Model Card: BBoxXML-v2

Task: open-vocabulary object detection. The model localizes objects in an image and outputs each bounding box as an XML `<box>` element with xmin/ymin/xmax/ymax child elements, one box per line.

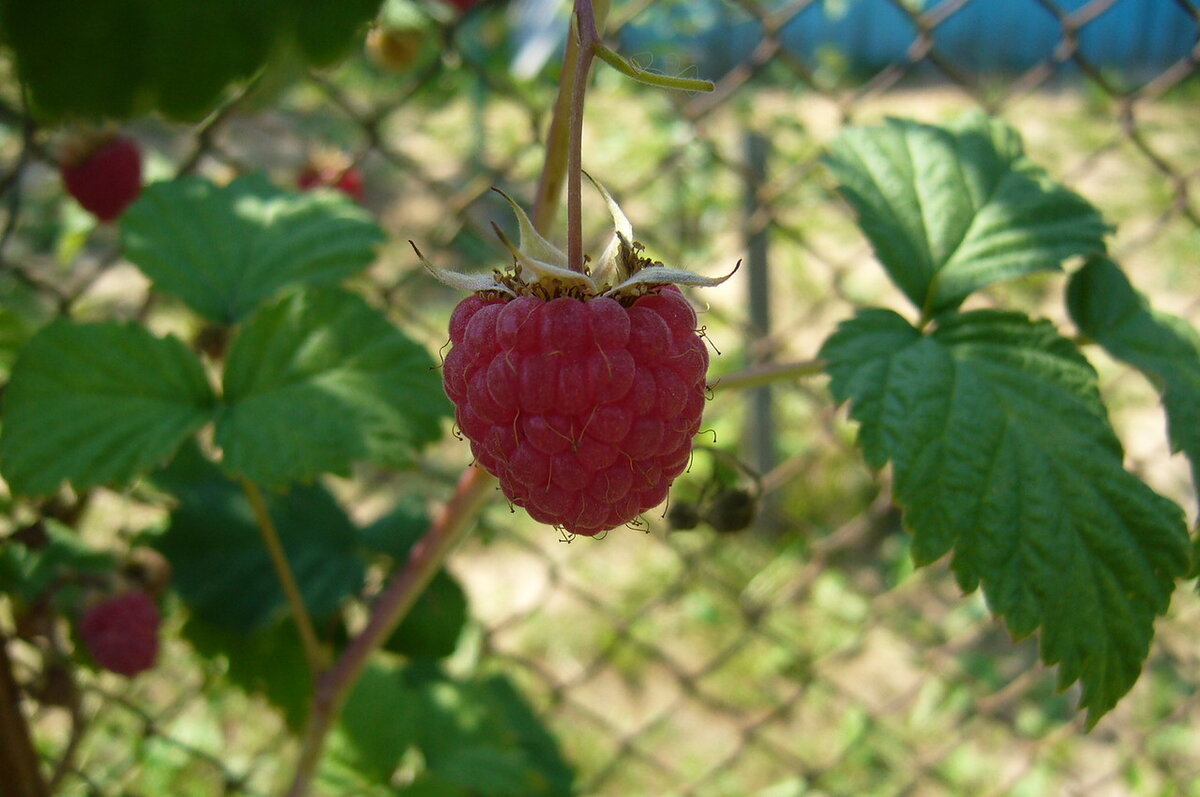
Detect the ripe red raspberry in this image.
<box><xmin>445</xmin><ymin>287</ymin><xmax>709</xmax><ymax>535</ymax></box>
<box><xmin>417</xmin><ymin>181</ymin><xmax>733</xmax><ymax>536</ymax></box>
<box><xmin>60</xmin><ymin>134</ymin><xmax>143</xmax><ymax>222</ymax></box>
<box><xmin>79</xmin><ymin>591</ymin><xmax>160</xmax><ymax>677</ymax></box>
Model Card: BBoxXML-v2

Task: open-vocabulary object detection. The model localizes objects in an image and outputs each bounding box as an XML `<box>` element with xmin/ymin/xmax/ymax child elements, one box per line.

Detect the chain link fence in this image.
<box><xmin>3</xmin><ymin>0</ymin><xmax>1200</xmax><ymax>794</ymax></box>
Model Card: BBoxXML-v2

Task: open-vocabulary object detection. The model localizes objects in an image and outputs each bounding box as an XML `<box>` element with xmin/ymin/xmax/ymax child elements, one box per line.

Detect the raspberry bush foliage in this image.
<box><xmin>0</xmin><ymin>164</ymin><xmax>574</xmax><ymax>792</ymax></box>
<box><xmin>0</xmin><ymin>1</ymin><xmax>1198</xmax><ymax>795</ymax></box>
<box><xmin>0</xmin><ymin>0</ymin><xmax>381</xmax><ymax>120</ymax></box>
<box><xmin>820</xmin><ymin>114</ymin><xmax>1197</xmax><ymax>723</ymax></box>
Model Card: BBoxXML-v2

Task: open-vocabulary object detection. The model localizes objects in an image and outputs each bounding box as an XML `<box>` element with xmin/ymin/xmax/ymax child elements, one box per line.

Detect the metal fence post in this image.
<box><xmin>743</xmin><ymin>130</ymin><xmax>775</xmax><ymax>490</ymax></box>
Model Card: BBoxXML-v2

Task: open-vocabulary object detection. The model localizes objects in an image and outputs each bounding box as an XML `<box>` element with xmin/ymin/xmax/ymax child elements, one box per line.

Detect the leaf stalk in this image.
<box><xmin>593</xmin><ymin>42</ymin><xmax>715</xmax><ymax>93</ymax></box>
<box><xmin>565</xmin><ymin>0</ymin><xmax>601</xmax><ymax>274</ymax></box>
<box><xmin>713</xmin><ymin>358</ymin><xmax>825</xmax><ymax>392</ymax></box>
<box><xmin>240</xmin><ymin>478</ymin><xmax>328</xmax><ymax>678</ymax></box>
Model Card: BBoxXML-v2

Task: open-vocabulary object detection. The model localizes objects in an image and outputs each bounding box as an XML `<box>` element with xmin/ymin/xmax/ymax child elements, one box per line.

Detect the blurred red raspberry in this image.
<box><xmin>79</xmin><ymin>591</ymin><xmax>160</xmax><ymax>677</ymax></box>
<box><xmin>60</xmin><ymin>134</ymin><xmax>143</xmax><ymax>222</ymax></box>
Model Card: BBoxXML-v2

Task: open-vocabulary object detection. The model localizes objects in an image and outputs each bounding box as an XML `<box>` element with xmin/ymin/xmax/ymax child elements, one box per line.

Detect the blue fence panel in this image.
<box><xmin>619</xmin><ymin>0</ymin><xmax>1199</xmax><ymax>77</ymax></box>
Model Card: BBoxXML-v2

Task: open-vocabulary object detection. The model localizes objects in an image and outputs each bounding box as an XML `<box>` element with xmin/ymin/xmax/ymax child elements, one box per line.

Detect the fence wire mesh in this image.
<box><xmin>3</xmin><ymin>0</ymin><xmax>1200</xmax><ymax>794</ymax></box>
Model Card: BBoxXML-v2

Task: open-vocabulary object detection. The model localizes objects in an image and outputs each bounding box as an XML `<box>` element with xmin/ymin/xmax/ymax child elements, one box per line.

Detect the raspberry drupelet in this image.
<box><xmin>417</xmin><ymin>179</ymin><xmax>734</xmax><ymax>536</ymax></box>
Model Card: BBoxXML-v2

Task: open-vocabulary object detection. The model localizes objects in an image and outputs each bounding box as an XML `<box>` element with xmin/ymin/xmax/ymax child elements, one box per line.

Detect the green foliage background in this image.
<box><xmin>0</xmin><ymin>0</ymin><xmax>1198</xmax><ymax>794</ymax></box>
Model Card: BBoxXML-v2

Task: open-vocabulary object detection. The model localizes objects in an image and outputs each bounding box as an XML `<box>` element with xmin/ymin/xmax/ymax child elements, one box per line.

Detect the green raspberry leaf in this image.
<box><xmin>825</xmin><ymin>114</ymin><xmax>1108</xmax><ymax>315</ymax></box>
<box><xmin>122</xmin><ymin>175</ymin><xmax>385</xmax><ymax>325</ymax></box>
<box><xmin>322</xmin><ymin>661</ymin><xmax>421</xmax><ymax>787</ymax></box>
<box><xmin>0</xmin><ymin>287</ymin><xmax>42</xmax><ymax>382</ymax></box>
<box><xmin>1067</xmin><ymin>257</ymin><xmax>1200</xmax><ymax>493</ymax></box>
<box><xmin>182</xmin><ymin>616</ymin><xmax>312</xmax><ymax>732</ymax></box>
<box><xmin>385</xmin><ymin>570</ymin><xmax>468</xmax><ymax>660</ymax></box>
<box><xmin>359</xmin><ymin>496</ymin><xmax>430</xmax><ymax>560</ymax></box>
<box><xmin>407</xmin><ymin>668</ymin><xmax>575</xmax><ymax>796</ymax></box>
<box><xmin>153</xmin><ymin>441</ymin><xmax>365</xmax><ymax>633</ymax></box>
<box><xmin>0</xmin><ymin>0</ymin><xmax>379</xmax><ymax>120</ymax></box>
<box><xmin>0</xmin><ymin>320</ymin><xmax>215</xmax><ymax>497</ymax></box>
<box><xmin>216</xmin><ymin>287</ymin><xmax>450</xmax><ymax>487</ymax></box>
<box><xmin>0</xmin><ymin>521</ymin><xmax>114</xmax><ymax>606</ymax></box>
<box><xmin>292</xmin><ymin>0</ymin><xmax>385</xmax><ymax>66</ymax></box>
<box><xmin>395</xmin><ymin>775</ymin><xmax>470</xmax><ymax>797</ymax></box>
<box><xmin>812</xmin><ymin>308</ymin><xmax>924</xmax><ymax>470</ymax></box>
<box><xmin>820</xmin><ymin>308</ymin><xmax>1190</xmax><ymax>723</ymax></box>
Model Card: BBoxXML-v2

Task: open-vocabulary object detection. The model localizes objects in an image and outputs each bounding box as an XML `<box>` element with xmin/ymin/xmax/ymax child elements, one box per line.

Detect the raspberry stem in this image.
<box><xmin>533</xmin><ymin>1</ymin><xmax>610</xmax><ymax>234</ymax></box>
<box><xmin>566</xmin><ymin>0</ymin><xmax>603</xmax><ymax>274</ymax></box>
<box><xmin>0</xmin><ymin>628</ymin><xmax>49</xmax><ymax>797</ymax></box>
<box><xmin>531</xmin><ymin>36</ymin><xmax>578</xmax><ymax>229</ymax></box>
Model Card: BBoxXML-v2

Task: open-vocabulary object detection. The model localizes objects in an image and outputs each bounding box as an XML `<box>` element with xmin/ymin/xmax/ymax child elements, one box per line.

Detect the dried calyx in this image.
<box><xmin>412</xmin><ymin>176</ymin><xmax>736</xmax><ymax>303</ymax></box>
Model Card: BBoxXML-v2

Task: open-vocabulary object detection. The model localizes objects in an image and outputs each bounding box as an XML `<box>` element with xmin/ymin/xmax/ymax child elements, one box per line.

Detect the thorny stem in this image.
<box><xmin>240</xmin><ymin>478</ymin><xmax>328</xmax><ymax>678</ymax></box>
<box><xmin>285</xmin><ymin>466</ymin><xmax>495</xmax><ymax>797</ymax></box>
<box><xmin>0</xmin><ymin>628</ymin><xmax>49</xmax><ymax>797</ymax></box>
